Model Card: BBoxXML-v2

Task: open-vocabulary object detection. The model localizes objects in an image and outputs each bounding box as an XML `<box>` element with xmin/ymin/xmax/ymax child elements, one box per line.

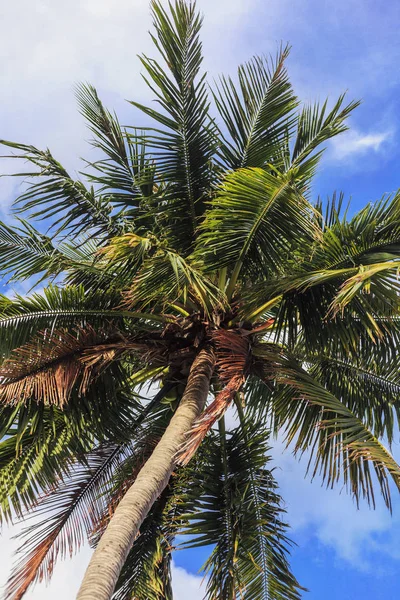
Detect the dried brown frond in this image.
<box><xmin>5</xmin><ymin>445</ymin><xmax>130</xmax><ymax>600</ymax></box>
<box><xmin>213</xmin><ymin>328</ymin><xmax>251</xmax><ymax>385</ymax></box>
<box><xmin>178</xmin><ymin>328</ymin><xmax>251</xmax><ymax>465</ymax></box>
<box><xmin>178</xmin><ymin>374</ymin><xmax>245</xmax><ymax>465</ymax></box>
<box><xmin>0</xmin><ymin>325</ymin><xmax>157</xmax><ymax>407</ymax></box>
<box><xmin>6</xmin><ymin>522</ymin><xmax>66</xmax><ymax>600</ymax></box>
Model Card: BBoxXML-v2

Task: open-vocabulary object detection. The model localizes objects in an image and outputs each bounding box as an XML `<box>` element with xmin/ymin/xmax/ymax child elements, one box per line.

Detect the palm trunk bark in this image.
<box><xmin>76</xmin><ymin>346</ymin><xmax>215</xmax><ymax>600</ymax></box>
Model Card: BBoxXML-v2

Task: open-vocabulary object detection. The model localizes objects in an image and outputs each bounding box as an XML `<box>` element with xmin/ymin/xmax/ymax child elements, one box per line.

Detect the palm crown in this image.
<box><xmin>1</xmin><ymin>1</ymin><xmax>400</xmax><ymax>599</ymax></box>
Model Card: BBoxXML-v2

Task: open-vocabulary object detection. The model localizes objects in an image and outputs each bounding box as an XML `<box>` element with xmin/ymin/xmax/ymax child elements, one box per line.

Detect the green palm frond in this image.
<box><xmin>0</xmin><ymin>219</ymin><xmax>63</xmax><ymax>284</ymax></box>
<box><xmin>241</xmin><ymin>252</ymin><xmax>400</xmax><ymax>352</ymax></box>
<box><xmin>125</xmin><ymin>247</ymin><xmax>226</xmax><ymax>314</ymax></box>
<box><xmin>0</xmin><ymin>284</ymin><xmax>164</xmax><ymax>360</ymax></box>
<box><xmin>213</xmin><ymin>45</ymin><xmax>298</xmax><ymax>170</ymax></box>
<box><xmin>295</xmin><ymin>190</ymin><xmax>400</xmax><ymax>277</ymax></box>
<box><xmin>291</xmin><ymin>94</ymin><xmax>359</xmax><ymax>180</ymax></box>
<box><xmin>5</xmin><ymin>444</ymin><xmax>133</xmax><ymax>600</ymax></box>
<box><xmin>58</xmin><ymin>238</ymin><xmax>118</xmax><ymax>292</ymax></box>
<box><xmin>2</xmin><ymin>384</ymin><xmax>179</xmax><ymax>599</ymax></box>
<box><xmin>259</xmin><ymin>262</ymin><xmax>400</xmax><ymax>340</ymax></box>
<box><xmin>330</xmin><ymin>261</ymin><xmax>400</xmax><ymax>314</ymax></box>
<box><xmin>0</xmin><ymin>408</ymin><xmax>92</xmax><ymax>523</ymax></box>
<box><xmin>0</xmin><ymin>217</ymin><xmax>117</xmax><ymax>292</ymax></box>
<box><xmin>130</xmin><ymin>0</ymin><xmax>218</xmax><ymax>250</ymax></box>
<box><xmin>307</xmin><ymin>352</ymin><xmax>400</xmax><ymax>445</ymax></box>
<box><xmin>312</xmin><ymin>192</ymin><xmax>400</xmax><ymax>269</ymax></box>
<box><xmin>0</xmin><ymin>140</ymin><xmax>116</xmax><ymax>236</ymax></box>
<box><xmin>196</xmin><ymin>167</ymin><xmax>316</xmax><ymax>280</ymax></box>
<box><xmin>76</xmin><ymin>83</ymin><xmax>156</xmax><ymax>213</ymax></box>
<box><xmin>0</xmin><ymin>374</ymin><xmax>142</xmax><ymax>525</ymax></box>
<box><xmin>266</xmin><ymin>356</ymin><xmax>400</xmax><ymax>510</ymax></box>
<box><xmin>0</xmin><ymin>386</ymin><xmax>181</xmax><ymax>600</ymax></box>
<box><xmin>182</xmin><ymin>420</ymin><xmax>303</xmax><ymax>600</ymax></box>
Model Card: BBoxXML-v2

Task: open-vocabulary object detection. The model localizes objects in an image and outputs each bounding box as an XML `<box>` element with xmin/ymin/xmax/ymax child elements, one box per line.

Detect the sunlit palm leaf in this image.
<box><xmin>130</xmin><ymin>0</ymin><xmax>218</xmax><ymax>250</ymax></box>
<box><xmin>0</xmin><ymin>412</ymin><xmax>89</xmax><ymax>523</ymax></box>
<box><xmin>125</xmin><ymin>248</ymin><xmax>226</xmax><ymax>313</ymax></box>
<box><xmin>213</xmin><ymin>45</ymin><xmax>298</xmax><ymax>169</ymax></box>
<box><xmin>291</xmin><ymin>94</ymin><xmax>359</xmax><ymax>181</ymax></box>
<box><xmin>196</xmin><ymin>167</ymin><xmax>315</xmax><ymax>277</ymax></box>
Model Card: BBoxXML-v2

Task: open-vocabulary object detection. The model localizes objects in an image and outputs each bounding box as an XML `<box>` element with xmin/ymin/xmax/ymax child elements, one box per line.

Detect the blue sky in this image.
<box><xmin>1</xmin><ymin>0</ymin><xmax>400</xmax><ymax>598</ymax></box>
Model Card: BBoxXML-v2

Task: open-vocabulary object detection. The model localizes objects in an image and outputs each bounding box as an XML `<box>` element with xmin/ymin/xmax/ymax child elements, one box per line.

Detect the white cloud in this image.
<box><xmin>270</xmin><ymin>437</ymin><xmax>400</xmax><ymax>570</ymax></box>
<box><xmin>330</xmin><ymin>128</ymin><xmax>392</xmax><ymax>160</ymax></box>
<box><xmin>0</xmin><ymin>0</ymin><xmax>259</xmax><ymax>211</ymax></box>
<box><xmin>172</xmin><ymin>563</ymin><xmax>204</xmax><ymax>599</ymax></box>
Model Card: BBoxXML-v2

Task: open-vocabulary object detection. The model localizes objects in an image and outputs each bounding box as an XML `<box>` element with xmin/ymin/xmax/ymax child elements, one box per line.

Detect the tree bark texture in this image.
<box><xmin>76</xmin><ymin>346</ymin><xmax>215</xmax><ymax>600</ymax></box>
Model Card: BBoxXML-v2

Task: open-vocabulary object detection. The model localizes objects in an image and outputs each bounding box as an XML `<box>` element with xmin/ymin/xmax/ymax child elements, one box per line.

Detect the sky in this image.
<box><xmin>1</xmin><ymin>0</ymin><xmax>400</xmax><ymax>598</ymax></box>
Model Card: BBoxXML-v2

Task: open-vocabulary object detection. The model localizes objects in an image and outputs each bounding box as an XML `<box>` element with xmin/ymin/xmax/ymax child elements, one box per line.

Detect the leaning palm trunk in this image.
<box><xmin>76</xmin><ymin>347</ymin><xmax>215</xmax><ymax>600</ymax></box>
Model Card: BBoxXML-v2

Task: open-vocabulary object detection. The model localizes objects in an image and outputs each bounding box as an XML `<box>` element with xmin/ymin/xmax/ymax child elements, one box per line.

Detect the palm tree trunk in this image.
<box><xmin>76</xmin><ymin>346</ymin><xmax>215</xmax><ymax>600</ymax></box>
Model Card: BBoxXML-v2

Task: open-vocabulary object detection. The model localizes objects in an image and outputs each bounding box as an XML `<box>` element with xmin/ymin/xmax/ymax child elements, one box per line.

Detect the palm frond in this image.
<box><xmin>0</xmin><ymin>286</ymin><xmax>114</xmax><ymax>359</ymax></box>
<box><xmin>0</xmin><ymin>408</ymin><xmax>92</xmax><ymax>522</ymax></box>
<box><xmin>5</xmin><ymin>444</ymin><xmax>132</xmax><ymax>600</ymax></box>
<box><xmin>0</xmin><ymin>140</ymin><xmax>116</xmax><ymax>236</ymax></box>
<box><xmin>130</xmin><ymin>0</ymin><xmax>218</xmax><ymax>250</ymax></box>
<box><xmin>266</xmin><ymin>355</ymin><xmax>400</xmax><ymax>510</ymax></box>
<box><xmin>330</xmin><ymin>261</ymin><xmax>400</xmax><ymax>315</ymax></box>
<box><xmin>291</xmin><ymin>94</ymin><xmax>359</xmax><ymax>180</ymax></box>
<box><xmin>0</xmin><ymin>218</ymin><xmax>118</xmax><ymax>293</ymax></box>
<box><xmin>213</xmin><ymin>45</ymin><xmax>298</xmax><ymax>169</ymax></box>
<box><xmin>196</xmin><ymin>167</ymin><xmax>316</xmax><ymax>277</ymax></box>
<box><xmin>307</xmin><ymin>352</ymin><xmax>400</xmax><ymax>445</ymax></box>
<box><xmin>76</xmin><ymin>83</ymin><xmax>156</xmax><ymax>213</ymax></box>
<box><xmin>0</xmin><ymin>324</ymin><xmax>156</xmax><ymax>407</ymax></box>
<box><xmin>182</xmin><ymin>422</ymin><xmax>303</xmax><ymax>600</ymax></box>
<box><xmin>125</xmin><ymin>247</ymin><xmax>226</xmax><ymax>314</ymax></box>
<box><xmin>2</xmin><ymin>382</ymin><xmax>183</xmax><ymax>599</ymax></box>
<box><xmin>0</xmin><ymin>219</ymin><xmax>62</xmax><ymax>284</ymax></box>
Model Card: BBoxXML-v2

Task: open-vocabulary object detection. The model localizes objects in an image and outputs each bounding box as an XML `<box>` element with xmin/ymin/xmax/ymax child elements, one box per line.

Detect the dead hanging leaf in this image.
<box><xmin>213</xmin><ymin>328</ymin><xmax>251</xmax><ymax>385</ymax></box>
<box><xmin>0</xmin><ymin>325</ymin><xmax>155</xmax><ymax>407</ymax></box>
<box><xmin>0</xmin><ymin>361</ymin><xmax>83</xmax><ymax>407</ymax></box>
<box><xmin>178</xmin><ymin>328</ymin><xmax>251</xmax><ymax>465</ymax></box>
<box><xmin>178</xmin><ymin>375</ymin><xmax>245</xmax><ymax>465</ymax></box>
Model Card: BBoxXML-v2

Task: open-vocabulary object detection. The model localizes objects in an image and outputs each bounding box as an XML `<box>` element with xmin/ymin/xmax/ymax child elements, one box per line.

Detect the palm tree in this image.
<box><xmin>1</xmin><ymin>1</ymin><xmax>400</xmax><ymax>599</ymax></box>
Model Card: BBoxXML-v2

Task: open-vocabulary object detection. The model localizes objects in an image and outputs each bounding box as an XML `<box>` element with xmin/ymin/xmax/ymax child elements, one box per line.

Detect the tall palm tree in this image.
<box><xmin>1</xmin><ymin>1</ymin><xmax>400</xmax><ymax>599</ymax></box>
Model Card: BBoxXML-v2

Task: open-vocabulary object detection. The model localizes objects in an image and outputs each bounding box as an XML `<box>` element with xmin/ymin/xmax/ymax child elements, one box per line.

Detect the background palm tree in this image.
<box><xmin>1</xmin><ymin>1</ymin><xmax>400</xmax><ymax>599</ymax></box>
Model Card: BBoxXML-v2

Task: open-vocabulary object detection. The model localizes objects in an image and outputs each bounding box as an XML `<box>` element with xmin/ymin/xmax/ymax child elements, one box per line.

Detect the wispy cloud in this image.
<box><xmin>270</xmin><ymin>437</ymin><xmax>400</xmax><ymax>570</ymax></box>
<box><xmin>329</xmin><ymin>128</ymin><xmax>393</xmax><ymax>161</ymax></box>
